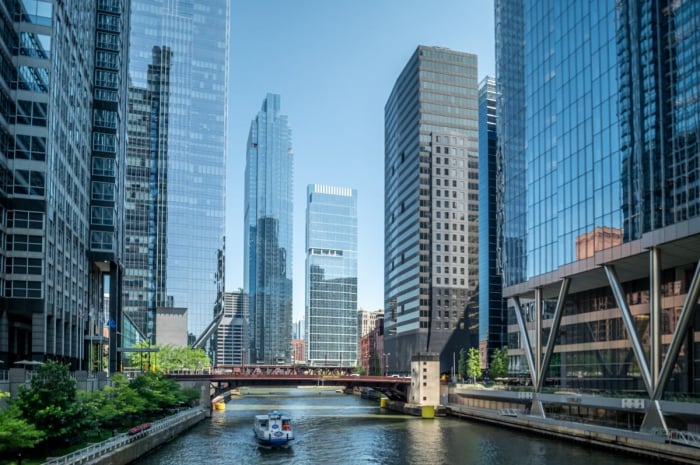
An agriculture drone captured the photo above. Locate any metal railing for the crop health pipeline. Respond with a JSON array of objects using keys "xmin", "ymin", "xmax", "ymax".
[
  {"xmin": 43, "ymin": 408, "xmax": 203, "ymax": 465},
  {"xmin": 667, "ymin": 429, "xmax": 700, "ymax": 449}
]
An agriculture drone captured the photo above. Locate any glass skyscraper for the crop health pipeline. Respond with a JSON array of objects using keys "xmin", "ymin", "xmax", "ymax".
[
  {"xmin": 123, "ymin": 0, "xmax": 229, "ymax": 345},
  {"xmin": 384, "ymin": 46, "xmax": 480, "ymax": 374},
  {"xmin": 244, "ymin": 94, "xmax": 294, "ymax": 365},
  {"xmin": 305, "ymin": 184, "xmax": 358, "ymax": 367},
  {"xmin": 478, "ymin": 76, "xmax": 507, "ymax": 366},
  {"xmin": 497, "ymin": 0, "xmax": 700, "ymax": 430},
  {"xmin": 0, "ymin": 0, "xmax": 129, "ymax": 370}
]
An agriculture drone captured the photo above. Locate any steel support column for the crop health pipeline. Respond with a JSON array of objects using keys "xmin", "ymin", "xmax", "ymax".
[
  {"xmin": 536, "ymin": 278, "xmax": 570, "ymax": 392},
  {"xmin": 534, "ymin": 288, "xmax": 542, "ymax": 389},
  {"xmin": 512, "ymin": 296, "xmax": 536, "ymax": 387},
  {"xmin": 603, "ymin": 265, "xmax": 652, "ymax": 396},
  {"xmin": 650, "ymin": 247, "xmax": 661, "ymax": 388},
  {"xmin": 513, "ymin": 296, "xmax": 544, "ymax": 417},
  {"xmin": 653, "ymin": 259, "xmax": 700, "ymax": 400}
]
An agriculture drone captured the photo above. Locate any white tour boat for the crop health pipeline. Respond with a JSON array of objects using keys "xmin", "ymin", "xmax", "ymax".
[{"xmin": 253, "ymin": 411, "xmax": 294, "ymax": 448}]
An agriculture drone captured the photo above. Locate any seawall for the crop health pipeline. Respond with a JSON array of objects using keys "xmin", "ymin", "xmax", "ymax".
[
  {"xmin": 44, "ymin": 408, "xmax": 207, "ymax": 465},
  {"xmin": 446, "ymin": 404, "xmax": 700, "ymax": 465}
]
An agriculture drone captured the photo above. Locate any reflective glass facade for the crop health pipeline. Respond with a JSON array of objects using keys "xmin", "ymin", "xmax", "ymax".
[
  {"xmin": 497, "ymin": 0, "xmax": 700, "ymax": 417},
  {"xmin": 305, "ymin": 184, "xmax": 358, "ymax": 367},
  {"xmin": 0, "ymin": 0, "xmax": 129, "ymax": 370},
  {"xmin": 478, "ymin": 76, "xmax": 507, "ymax": 363},
  {"xmin": 244, "ymin": 94, "xmax": 294, "ymax": 365},
  {"xmin": 384, "ymin": 46, "xmax": 479, "ymax": 373},
  {"xmin": 124, "ymin": 0, "xmax": 229, "ymax": 344}
]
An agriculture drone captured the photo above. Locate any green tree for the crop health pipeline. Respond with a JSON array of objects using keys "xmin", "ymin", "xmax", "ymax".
[
  {"xmin": 489, "ymin": 346, "xmax": 509, "ymax": 379},
  {"xmin": 126, "ymin": 343, "xmax": 210, "ymax": 372},
  {"xmin": 0, "ymin": 400, "xmax": 44, "ymax": 454},
  {"xmin": 13, "ymin": 360, "xmax": 86, "ymax": 446},
  {"xmin": 467, "ymin": 347, "xmax": 482, "ymax": 383},
  {"xmin": 130, "ymin": 372, "xmax": 197, "ymax": 415},
  {"xmin": 457, "ymin": 348, "xmax": 467, "ymax": 381},
  {"xmin": 80, "ymin": 373, "xmax": 147, "ymax": 431}
]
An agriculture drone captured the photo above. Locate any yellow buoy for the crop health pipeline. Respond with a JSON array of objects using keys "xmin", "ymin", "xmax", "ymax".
[
  {"xmin": 421, "ymin": 406, "xmax": 435, "ymax": 419},
  {"xmin": 214, "ymin": 402, "xmax": 226, "ymax": 411},
  {"xmin": 380, "ymin": 398, "xmax": 387, "ymax": 408}
]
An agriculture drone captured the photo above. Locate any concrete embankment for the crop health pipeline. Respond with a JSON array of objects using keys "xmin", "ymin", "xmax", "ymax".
[
  {"xmin": 94, "ymin": 410, "xmax": 206, "ymax": 465},
  {"xmin": 44, "ymin": 408, "xmax": 207, "ymax": 465},
  {"xmin": 446, "ymin": 404, "xmax": 700, "ymax": 465}
]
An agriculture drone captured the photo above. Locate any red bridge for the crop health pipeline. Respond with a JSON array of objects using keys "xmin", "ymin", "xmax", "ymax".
[{"xmin": 167, "ymin": 365, "xmax": 412, "ymax": 402}]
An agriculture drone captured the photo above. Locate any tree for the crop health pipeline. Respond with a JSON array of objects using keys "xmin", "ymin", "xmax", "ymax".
[
  {"xmin": 126, "ymin": 343, "xmax": 210, "ymax": 372},
  {"xmin": 467, "ymin": 347, "xmax": 482, "ymax": 383},
  {"xmin": 80, "ymin": 373, "xmax": 147, "ymax": 431},
  {"xmin": 457, "ymin": 348, "xmax": 467, "ymax": 381},
  {"xmin": 489, "ymin": 346, "xmax": 509, "ymax": 379},
  {"xmin": 0, "ymin": 397, "xmax": 44, "ymax": 455},
  {"xmin": 13, "ymin": 360, "xmax": 86, "ymax": 447}
]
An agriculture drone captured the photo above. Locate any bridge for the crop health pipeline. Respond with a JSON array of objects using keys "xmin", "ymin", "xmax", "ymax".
[{"xmin": 167, "ymin": 365, "xmax": 412, "ymax": 402}]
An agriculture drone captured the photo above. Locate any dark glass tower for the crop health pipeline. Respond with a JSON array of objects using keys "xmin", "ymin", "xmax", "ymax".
[
  {"xmin": 124, "ymin": 1, "xmax": 229, "ymax": 346},
  {"xmin": 478, "ymin": 76, "xmax": 507, "ymax": 367},
  {"xmin": 497, "ymin": 0, "xmax": 700, "ymax": 428},
  {"xmin": 244, "ymin": 94, "xmax": 294, "ymax": 365},
  {"xmin": 384, "ymin": 46, "xmax": 480, "ymax": 374}
]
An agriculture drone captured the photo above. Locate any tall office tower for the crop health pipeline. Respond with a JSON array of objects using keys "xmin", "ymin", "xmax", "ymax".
[
  {"xmin": 123, "ymin": 1, "xmax": 229, "ymax": 346},
  {"xmin": 216, "ymin": 291, "xmax": 249, "ymax": 366},
  {"xmin": 496, "ymin": 0, "xmax": 700, "ymax": 427},
  {"xmin": 477, "ymin": 76, "xmax": 506, "ymax": 369},
  {"xmin": 384, "ymin": 46, "xmax": 480, "ymax": 374},
  {"xmin": 0, "ymin": 1, "xmax": 129, "ymax": 369},
  {"xmin": 305, "ymin": 184, "xmax": 358, "ymax": 367},
  {"xmin": 244, "ymin": 94, "xmax": 294, "ymax": 365}
]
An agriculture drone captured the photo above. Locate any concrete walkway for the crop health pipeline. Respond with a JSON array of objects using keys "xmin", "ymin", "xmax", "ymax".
[{"xmin": 446, "ymin": 403, "xmax": 700, "ymax": 465}]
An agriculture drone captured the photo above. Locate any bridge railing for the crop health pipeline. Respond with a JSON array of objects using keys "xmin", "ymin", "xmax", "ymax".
[
  {"xmin": 43, "ymin": 408, "xmax": 202, "ymax": 465},
  {"xmin": 667, "ymin": 429, "xmax": 700, "ymax": 449}
]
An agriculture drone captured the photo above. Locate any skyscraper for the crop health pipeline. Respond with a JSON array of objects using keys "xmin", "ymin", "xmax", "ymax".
[
  {"xmin": 496, "ymin": 0, "xmax": 700, "ymax": 428},
  {"xmin": 244, "ymin": 94, "xmax": 294, "ymax": 365},
  {"xmin": 0, "ymin": 0, "xmax": 129, "ymax": 370},
  {"xmin": 477, "ymin": 76, "xmax": 507, "ymax": 368},
  {"xmin": 384, "ymin": 46, "xmax": 480, "ymax": 374},
  {"xmin": 123, "ymin": 0, "xmax": 229, "ymax": 346},
  {"xmin": 305, "ymin": 184, "xmax": 358, "ymax": 367},
  {"xmin": 216, "ymin": 291, "xmax": 249, "ymax": 366}
]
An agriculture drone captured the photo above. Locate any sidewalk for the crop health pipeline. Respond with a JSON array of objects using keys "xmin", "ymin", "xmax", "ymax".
[{"xmin": 445, "ymin": 403, "xmax": 700, "ymax": 465}]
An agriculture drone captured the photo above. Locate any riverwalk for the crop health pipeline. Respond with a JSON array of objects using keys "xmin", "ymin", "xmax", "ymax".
[
  {"xmin": 446, "ymin": 403, "xmax": 700, "ymax": 465},
  {"xmin": 42, "ymin": 408, "xmax": 206, "ymax": 465}
]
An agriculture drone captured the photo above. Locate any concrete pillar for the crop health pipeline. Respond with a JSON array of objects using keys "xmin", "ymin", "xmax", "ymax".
[{"xmin": 409, "ymin": 352, "xmax": 440, "ymax": 406}]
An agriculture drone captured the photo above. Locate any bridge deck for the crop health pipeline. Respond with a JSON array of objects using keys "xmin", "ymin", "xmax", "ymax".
[{"xmin": 168, "ymin": 370, "xmax": 411, "ymax": 401}]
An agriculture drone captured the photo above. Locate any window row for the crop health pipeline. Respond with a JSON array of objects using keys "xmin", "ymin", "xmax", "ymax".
[
  {"xmin": 11, "ymin": 170, "xmax": 45, "ymax": 196},
  {"xmin": 6, "ymin": 257, "xmax": 42, "ymax": 275},
  {"xmin": 5, "ymin": 280, "xmax": 41, "ymax": 298}
]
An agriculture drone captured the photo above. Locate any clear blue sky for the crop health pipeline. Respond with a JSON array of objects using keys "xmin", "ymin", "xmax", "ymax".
[{"xmin": 226, "ymin": 1, "xmax": 495, "ymax": 322}]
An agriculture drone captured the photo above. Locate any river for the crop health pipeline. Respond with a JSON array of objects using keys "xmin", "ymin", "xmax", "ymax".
[{"xmin": 136, "ymin": 387, "xmax": 649, "ymax": 465}]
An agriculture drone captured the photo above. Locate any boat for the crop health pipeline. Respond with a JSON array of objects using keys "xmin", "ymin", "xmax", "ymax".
[{"xmin": 253, "ymin": 411, "xmax": 294, "ymax": 448}]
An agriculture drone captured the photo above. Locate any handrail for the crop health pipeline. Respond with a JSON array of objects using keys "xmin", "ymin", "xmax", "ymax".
[
  {"xmin": 43, "ymin": 408, "xmax": 203, "ymax": 464},
  {"xmin": 667, "ymin": 429, "xmax": 700, "ymax": 449}
]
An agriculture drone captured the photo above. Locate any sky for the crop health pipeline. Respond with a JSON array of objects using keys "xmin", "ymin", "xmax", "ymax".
[{"xmin": 226, "ymin": 0, "xmax": 495, "ymax": 322}]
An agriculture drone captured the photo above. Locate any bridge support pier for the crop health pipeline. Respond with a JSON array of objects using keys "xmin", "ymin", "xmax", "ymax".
[{"xmin": 408, "ymin": 353, "xmax": 440, "ymax": 407}]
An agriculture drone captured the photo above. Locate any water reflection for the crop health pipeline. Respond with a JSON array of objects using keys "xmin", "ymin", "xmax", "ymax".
[{"xmin": 137, "ymin": 388, "xmax": 649, "ymax": 465}]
